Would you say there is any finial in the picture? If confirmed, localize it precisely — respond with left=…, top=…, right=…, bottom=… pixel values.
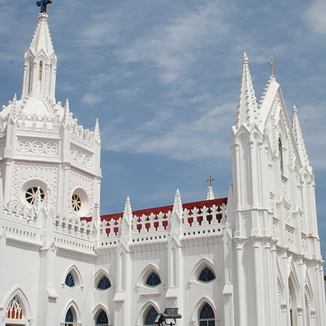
left=206, top=176, right=215, bottom=200
left=206, top=176, right=214, bottom=187
left=242, top=52, right=248, bottom=64
left=269, top=57, right=276, bottom=76
left=292, top=105, right=298, bottom=115
left=36, top=0, right=52, bottom=13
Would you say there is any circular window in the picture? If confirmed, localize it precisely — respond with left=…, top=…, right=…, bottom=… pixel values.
left=25, top=186, right=45, bottom=204
left=72, top=194, right=82, bottom=212
left=71, top=188, right=89, bottom=216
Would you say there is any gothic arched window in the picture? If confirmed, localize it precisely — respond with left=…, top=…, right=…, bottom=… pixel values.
left=279, top=138, right=284, bottom=174
left=38, top=61, right=43, bottom=81
left=65, top=308, right=74, bottom=326
left=145, top=306, right=158, bottom=325
left=96, top=310, right=108, bottom=326
left=97, top=276, right=111, bottom=290
left=198, top=267, right=215, bottom=282
left=65, top=273, right=75, bottom=287
left=199, top=303, right=215, bottom=326
left=6, top=297, right=23, bottom=320
left=146, top=272, right=161, bottom=286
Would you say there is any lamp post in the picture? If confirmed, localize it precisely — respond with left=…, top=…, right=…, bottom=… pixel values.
left=155, top=308, right=182, bottom=326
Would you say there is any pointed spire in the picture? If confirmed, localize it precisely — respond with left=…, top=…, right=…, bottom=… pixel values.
left=121, top=197, right=132, bottom=236
left=29, top=13, right=54, bottom=57
left=9, top=94, right=19, bottom=122
left=171, top=189, right=183, bottom=230
left=21, top=13, right=57, bottom=101
left=292, top=106, right=310, bottom=167
left=123, top=197, right=132, bottom=223
left=235, top=53, right=259, bottom=128
left=94, top=118, right=101, bottom=144
left=173, top=189, right=182, bottom=213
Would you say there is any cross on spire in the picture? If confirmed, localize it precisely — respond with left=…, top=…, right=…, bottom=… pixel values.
left=269, top=57, right=276, bottom=76
left=36, top=0, right=52, bottom=13
left=206, top=176, right=214, bottom=187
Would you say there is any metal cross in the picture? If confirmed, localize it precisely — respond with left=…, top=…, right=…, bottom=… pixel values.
left=269, top=57, right=276, bottom=76
left=206, top=176, right=214, bottom=187
left=36, top=0, right=52, bottom=13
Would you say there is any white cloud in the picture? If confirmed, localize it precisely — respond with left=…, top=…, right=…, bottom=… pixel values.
left=117, top=1, right=231, bottom=85
left=82, top=93, right=103, bottom=105
left=102, top=102, right=235, bottom=161
left=304, top=0, right=326, bottom=34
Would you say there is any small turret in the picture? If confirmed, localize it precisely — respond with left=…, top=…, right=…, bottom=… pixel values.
left=21, top=12, right=57, bottom=101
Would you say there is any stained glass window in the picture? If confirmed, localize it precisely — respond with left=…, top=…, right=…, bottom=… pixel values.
left=198, top=267, right=215, bottom=282
left=199, top=303, right=215, bottom=326
left=65, top=272, right=75, bottom=287
left=145, top=307, right=158, bottom=325
left=146, top=272, right=161, bottom=286
left=97, top=276, right=111, bottom=290
left=96, top=310, right=108, bottom=325
left=65, top=308, right=74, bottom=326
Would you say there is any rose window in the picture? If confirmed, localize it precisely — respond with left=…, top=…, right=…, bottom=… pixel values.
left=72, top=194, right=82, bottom=212
left=25, top=186, right=45, bottom=204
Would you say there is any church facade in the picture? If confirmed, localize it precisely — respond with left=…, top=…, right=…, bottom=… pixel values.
left=0, top=10, right=325, bottom=326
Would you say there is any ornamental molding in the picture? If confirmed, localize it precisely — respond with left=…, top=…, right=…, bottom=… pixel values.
left=13, top=162, right=59, bottom=209
left=70, top=145, right=92, bottom=167
left=17, top=138, right=59, bottom=156
left=285, top=224, right=295, bottom=247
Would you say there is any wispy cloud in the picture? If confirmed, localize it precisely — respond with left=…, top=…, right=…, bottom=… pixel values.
left=82, top=93, right=103, bottom=106
left=304, top=0, right=326, bottom=35
left=117, top=1, right=232, bottom=85
left=102, top=102, right=235, bottom=160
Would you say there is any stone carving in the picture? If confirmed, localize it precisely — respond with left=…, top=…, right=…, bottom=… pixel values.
left=70, top=146, right=92, bottom=167
left=17, top=139, right=58, bottom=156
left=273, top=218, right=278, bottom=238
left=12, top=162, right=59, bottom=209
left=286, top=226, right=295, bottom=247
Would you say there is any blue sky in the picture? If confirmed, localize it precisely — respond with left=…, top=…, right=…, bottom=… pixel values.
left=0, top=1, right=325, bottom=254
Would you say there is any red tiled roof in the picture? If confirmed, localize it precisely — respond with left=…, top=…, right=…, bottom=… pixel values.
left=82, top=197, right=228, bottom=223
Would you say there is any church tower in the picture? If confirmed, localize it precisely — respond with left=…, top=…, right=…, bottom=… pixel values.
left=0, top=11, right=101, bottom=219
left=229, top=54, right=326, bottom=326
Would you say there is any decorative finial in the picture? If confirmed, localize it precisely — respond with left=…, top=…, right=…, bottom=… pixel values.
left=206, top=176, right=215, bottom=200
left=206, top=176, right=214, bottom=187
left=36, top=0, right=52, bottom=13
left=242, top=52, right=248, bottom=64
left=269, top=57, right=276, bottom=76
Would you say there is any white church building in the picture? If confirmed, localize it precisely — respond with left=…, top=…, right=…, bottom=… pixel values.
left=0, top=6, right=325, bottom=326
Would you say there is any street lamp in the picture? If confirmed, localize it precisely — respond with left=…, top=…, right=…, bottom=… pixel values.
left=155, top=308, right=182, bottom=326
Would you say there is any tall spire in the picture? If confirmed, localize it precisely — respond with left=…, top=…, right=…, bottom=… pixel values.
left=21, top=12, right=57, bottom=101
left=235, top=53, right=259, bottom=128
left=292, top=106, right=310, bottom=167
